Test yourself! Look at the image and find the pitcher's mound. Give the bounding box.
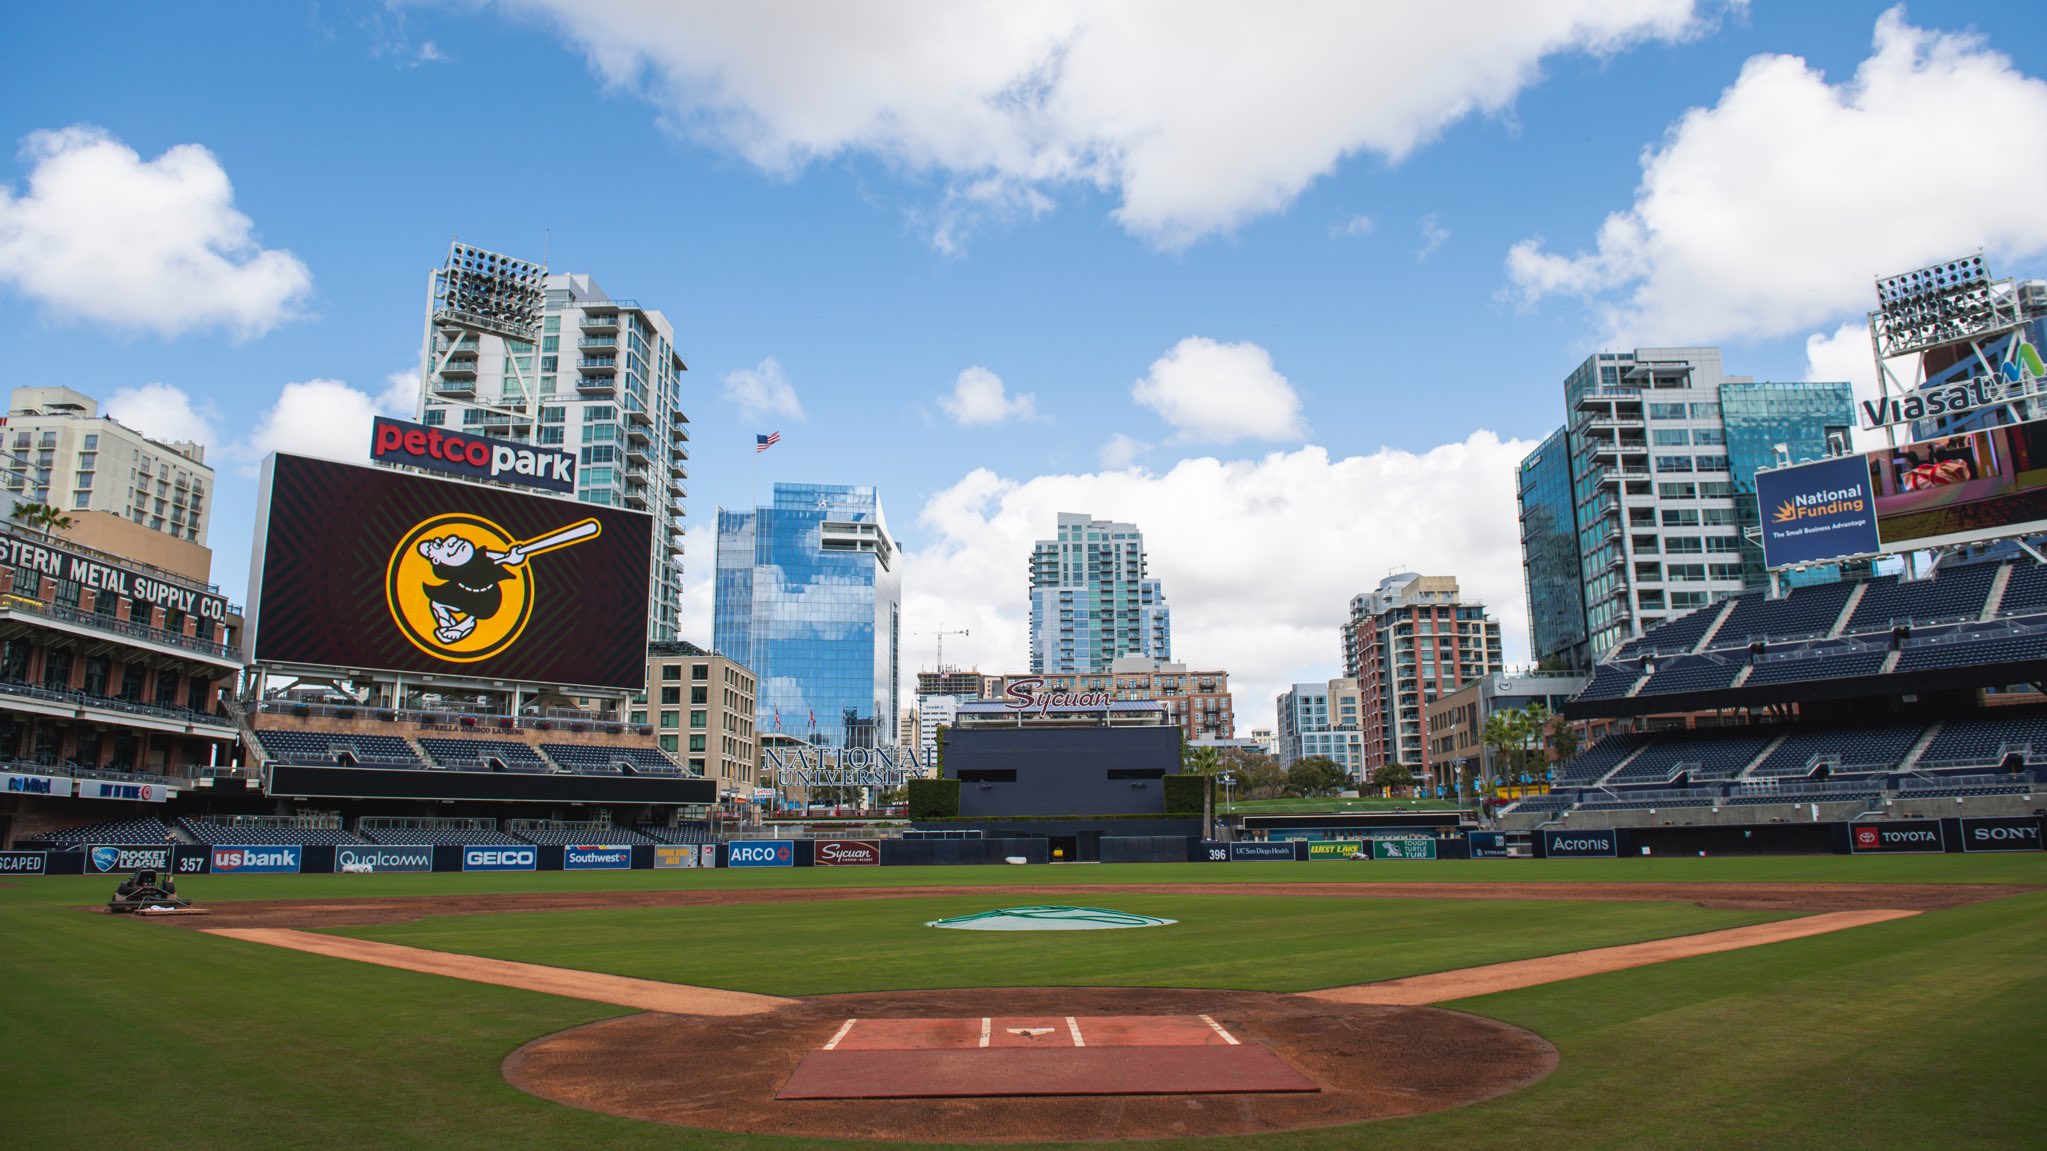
[504,987,1556,1143]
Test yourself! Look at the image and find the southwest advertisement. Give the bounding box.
[1759,415,2047,568]
[247,454,653,690]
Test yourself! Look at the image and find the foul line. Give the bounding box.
[1303,908,1920,1006]
[823,1019,857,1051]
[1198,1014,1240,1045]
[1066,1016,1084,1047]
[979,1017,991,1048]
[204,928,795,1017]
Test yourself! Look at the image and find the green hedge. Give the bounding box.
[1163,772,1208,817]
[906,777,961,820]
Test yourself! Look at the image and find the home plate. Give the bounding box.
[778,1015,1319,1099]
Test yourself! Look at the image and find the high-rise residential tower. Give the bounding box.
[1027,512,1170,674]
[1341,572,1504,786]
[713,482,900,749]
[417,245,690,641]
[4,386,214,554]
[1515,347,1855,668]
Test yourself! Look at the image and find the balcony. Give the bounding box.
[575,376,617,396]
[0,595,240,666]
[0,678,238,734]
[1594,465,1652,487]
[579,312,619,334]
[577,336,619,352]
[437,357,478,378]
[577,356,618,377]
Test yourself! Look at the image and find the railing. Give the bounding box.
[0,526,226,597]
[0,678,236,728]
[0,757,185,789]
[1,594,239,659]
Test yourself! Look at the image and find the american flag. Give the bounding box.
[756,431,780,452]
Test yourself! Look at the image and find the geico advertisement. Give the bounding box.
[462,846,537,871]
[250,454,653,689]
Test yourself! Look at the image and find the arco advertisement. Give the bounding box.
[726,840,795,868]
[248,454,653,690]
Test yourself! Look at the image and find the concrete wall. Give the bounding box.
[947,726,1181,817]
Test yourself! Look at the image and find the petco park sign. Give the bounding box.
[370,415,574,494]
[765,745,926,790]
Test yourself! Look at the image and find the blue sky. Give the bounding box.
[4,1,2045,719]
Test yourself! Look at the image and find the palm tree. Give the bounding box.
[8,500,73,538]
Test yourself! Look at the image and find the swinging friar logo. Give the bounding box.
[386,513,600,662]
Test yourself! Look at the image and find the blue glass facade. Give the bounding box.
[1720,381,1855,587]
[1515,425,1589,669]
[713,483,900,749]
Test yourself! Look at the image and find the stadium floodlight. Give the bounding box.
[1869,252,2020,359]
[431,242,545,343]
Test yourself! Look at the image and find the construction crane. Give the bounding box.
[914,624,970,671]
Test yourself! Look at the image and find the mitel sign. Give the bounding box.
[463,846,537,871]
[211,845,303,874]
[726,840,794,868]
[370,415,575,494]
[1849,821,1944,854]
[564,845,633,871]
[814,840,880,867]
[3,772,68,797]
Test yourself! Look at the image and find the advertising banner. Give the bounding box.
[2,772,70,798]
[1849,821,1944,854]
[1467,831,1508,858]
[813,840,881,867]
[652,844,701,869]
[1371,837,1438,860]
[1542,829,1618,858]
[1756,455,1880,569]
[1958,816,2042,852]
[87,845,172,873]
[726,840,795,868]
[210,845,304,875]
[0,850,48,876]
[370,415,576,495]
[1305,840,1364,860]
[1230,841,1299,862]
[172,845,210,875]
[461,845,537,871]
[334,845,434,873]
[1196,841,1230,862]
[0,529,230,624]
[1759,415,2047,567]
[76,779,170,803]
[249,454,653,690]
[563,844,633,870]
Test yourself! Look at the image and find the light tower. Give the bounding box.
[417,241,547,437]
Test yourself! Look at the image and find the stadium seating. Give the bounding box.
[1554,732,1647,785]
[639,823,719,844]
[509,824,659,846]
[416,737,551,772]
[1917,709,2047,767]
[538,743,684,775]
[1892,776,2034,799]
[1614,603,1721,658]
[251,728,425,768]
[1720,790,1879,808]
[1575,663,1643,701]
[1743,648,1888,687]
[1606,728,1777,785]
[1996,562,2047,617]
[357,825,523,845]
[1895,631,2047,673]
[177,818,362,845]
[1575,795,1718,811]
[24,816,168,845]
[1847,564,1999,632]
[1636,657,1743,696]
[1712,581,1855,647]
[1747,722,1927,777]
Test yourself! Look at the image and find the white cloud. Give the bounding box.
[1131,336,1304,443]
[722,355,805,421]
[1416,213,1450,261]
[938,365,1037,426]
[495,0,1706,248]
[103,382,221,447]
[1805,321,1886,451]
[1097,433,1149,469]
[237,373,420,473]
[1329,214,1374,240]
[900,432,1539,723]
[1506,8,2047,344]
[0,126,312,338]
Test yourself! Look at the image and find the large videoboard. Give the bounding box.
[248,454,652,690]
[1758,416,2047,568]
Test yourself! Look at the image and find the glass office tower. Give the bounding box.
[714,483,901,748]
[1515,425,1589,671]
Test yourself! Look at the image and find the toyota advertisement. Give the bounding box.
[1759,415,2047,568]
[248,453,653,690]
[1849,821,1945,854]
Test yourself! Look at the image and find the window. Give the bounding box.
[1706,536,1743,553]
[1655,456,1692,473]
[1652,429,1691,446]
[72,492,90,509]
[1701,507,1738,526]
[660,686,680,705]
[630,710,647,725]
[691,664,709,680]
[83,434,98,450]
[659,735,678,752]
[1666,536,1704,554]
[1689,403,1720,419]
[661,665,680,680]
[689,709,707,729]
[1708,562,1744,580]
[1658,482,1696,499]
[1672,591,1709,608]
[1661,508,1701,526]
[660,710,680,727]
[1668,563,1707,582]
[1691,427,1725,445]
[1649,403,1689,419]
[688,734,706,752]
[1695,455,1730,472]
[1697,480,1734,498]
[690,686,707,704]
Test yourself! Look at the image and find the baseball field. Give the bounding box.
[3,856,2044,1149]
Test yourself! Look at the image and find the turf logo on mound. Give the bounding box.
[924,905,1176,931]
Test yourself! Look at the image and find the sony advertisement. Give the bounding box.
[247,454,653,690]
[1758,415,2047,568]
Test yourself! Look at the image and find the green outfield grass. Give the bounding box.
[2,855,2043,1150]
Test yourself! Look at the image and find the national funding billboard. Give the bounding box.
[247,454,653,691]
[1758,415,2047,569]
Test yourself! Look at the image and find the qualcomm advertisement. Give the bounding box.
[334,845,434,873]
[462,845,537,872]
[210,845,303,875]
[726,840,795,868]
[1757,454,1879,568]
[563,845,633,871]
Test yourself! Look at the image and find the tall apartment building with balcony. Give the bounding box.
[1275,678,1363,777]
[1342,573,1503,786]
[418,269,690,641]
[1028,513,1170,674]
[1517,348,1854,668]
